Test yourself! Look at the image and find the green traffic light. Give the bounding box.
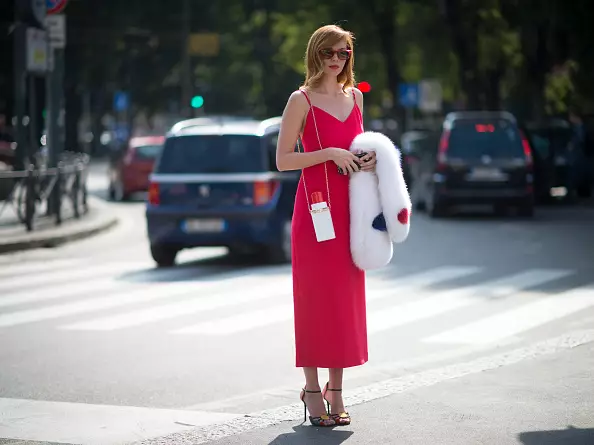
[191,95,204,108]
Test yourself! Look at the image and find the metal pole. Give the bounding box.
[13,22,27,171]
[181,0,192,118]
[51,48,65,215]
[28,74,38,165]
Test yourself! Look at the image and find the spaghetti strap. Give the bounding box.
[299,88,312,106]
[351,87,356,102]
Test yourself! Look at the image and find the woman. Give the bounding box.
[276,24,376,427]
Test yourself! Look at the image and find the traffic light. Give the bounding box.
[191,95,204,109]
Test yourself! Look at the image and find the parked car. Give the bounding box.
[522,119,574,203]
[108,136,164,201]
[408,111,535,217]
[399,130,440,203]
[145,117,300,267]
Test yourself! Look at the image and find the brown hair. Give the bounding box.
[301,25,356,92]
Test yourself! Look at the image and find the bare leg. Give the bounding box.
[302,367,327,417]
[327,368,346,413]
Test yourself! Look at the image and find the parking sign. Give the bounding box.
[398,83,419,108]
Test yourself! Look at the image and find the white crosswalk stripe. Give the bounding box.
[0,261,147,293]
[0,257,592,348]
[367,269,574,334]
[423,285,594,345]
[170,266,479,336]
[59,278,293,331]
[0,272,269,328]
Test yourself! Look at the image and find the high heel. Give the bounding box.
[322,382,351,426]
[300,387,335,427]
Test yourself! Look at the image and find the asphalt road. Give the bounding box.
[1,160,593,444]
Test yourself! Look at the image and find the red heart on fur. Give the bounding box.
[397,208,409,224]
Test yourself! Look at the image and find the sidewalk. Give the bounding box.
[135,333,594,445]
[0,196,118,254]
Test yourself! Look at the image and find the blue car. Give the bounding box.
[145,117,299,267]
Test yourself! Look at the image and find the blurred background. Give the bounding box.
[1,0,593,158]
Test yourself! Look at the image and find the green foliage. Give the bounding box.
[65,0,594,121]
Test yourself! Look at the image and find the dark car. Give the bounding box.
[408,111,535,217]
[145,117,300,267]
[399,130,440,203]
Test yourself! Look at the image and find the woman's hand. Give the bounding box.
[359,151,377,172]
[326,148,361,175]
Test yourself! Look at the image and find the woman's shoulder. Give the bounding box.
[350,86,363,101]
[286,89,310,109]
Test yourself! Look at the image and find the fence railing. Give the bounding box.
[0,151,89,232]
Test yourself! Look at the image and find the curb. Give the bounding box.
[0,197,119,254]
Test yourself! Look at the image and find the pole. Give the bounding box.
[181,0,191,118]
[13,22,27,171]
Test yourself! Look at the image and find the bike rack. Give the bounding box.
[0,152,90,232]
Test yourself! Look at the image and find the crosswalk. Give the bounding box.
[1,257,593,346]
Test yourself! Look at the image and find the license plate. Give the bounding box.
[467,168,505,181]
[182,218,225,233]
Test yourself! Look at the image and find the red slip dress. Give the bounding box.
[291,88,368,369]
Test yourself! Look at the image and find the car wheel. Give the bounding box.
[150,244,178,267]
[267,218,292,264]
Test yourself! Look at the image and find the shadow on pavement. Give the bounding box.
[518,426,594,445]
[116,252,290,284]
[267,425,354,444]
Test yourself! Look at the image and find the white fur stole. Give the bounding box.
[349,131,412,270]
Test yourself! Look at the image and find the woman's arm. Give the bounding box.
[275,92,331,172]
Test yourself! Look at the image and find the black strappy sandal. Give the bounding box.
[300,387,335,427]
[322,382,351,426]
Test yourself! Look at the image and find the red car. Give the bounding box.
[108,136,164,201]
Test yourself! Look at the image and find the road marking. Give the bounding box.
[0,259,78,277]
[0,279,141,308]
[424,285,594,345]
[367,269,573,334]
[0,273,273,328]
[172,304,293,335]
[0,397,240,445]
[132,329,594,445]
[169,266,480,336]
[59,279,293,331]
[0,261,147,293]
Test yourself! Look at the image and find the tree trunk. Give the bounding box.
[368,0,404,126]
[442,0,481,109]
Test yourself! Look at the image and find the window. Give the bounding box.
[447,119,524,159]
[156,134,265,174]
[134,144,162,160]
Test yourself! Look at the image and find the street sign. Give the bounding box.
[419,79,443,112]
[45,14,66,48]
[398,83,419,108]
[113,91,130,112]
[26,28,48,73]
[47,0,68,15]
[188,33,220,56]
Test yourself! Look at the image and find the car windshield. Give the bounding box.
[134,144,162,160]
[156,134,265,174]
[447,119,524,159]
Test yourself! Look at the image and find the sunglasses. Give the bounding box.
[319,48,352,60]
